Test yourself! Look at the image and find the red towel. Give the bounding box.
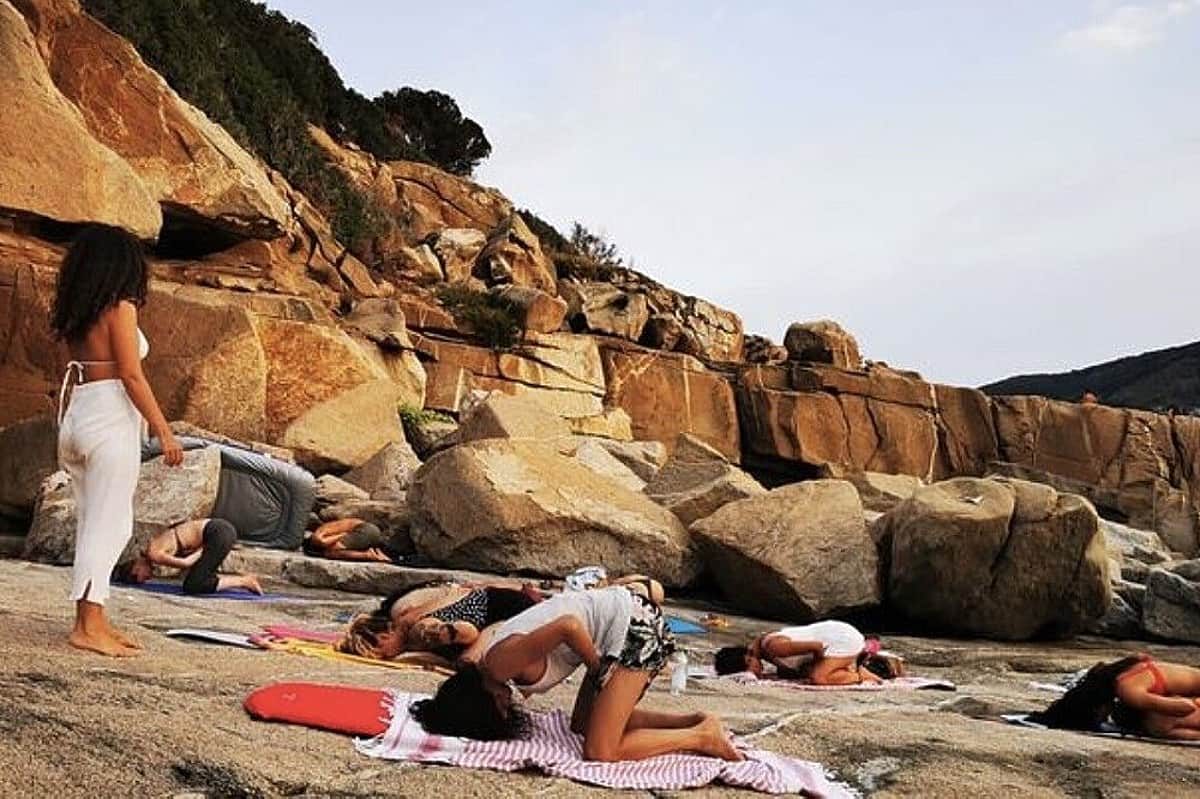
[244,682,390,737]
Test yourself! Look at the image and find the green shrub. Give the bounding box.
[437,284,524,351]
[82,0,490,251]
[399,404,454,428]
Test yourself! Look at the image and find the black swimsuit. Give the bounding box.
[429,587,537,628]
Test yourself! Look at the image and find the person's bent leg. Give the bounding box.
[582,667,741,762]
[182,519,236,594]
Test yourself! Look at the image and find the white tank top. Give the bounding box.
[485,586,634,696]
[771,621,865,671]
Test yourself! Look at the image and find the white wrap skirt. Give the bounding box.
[57,379,142,605]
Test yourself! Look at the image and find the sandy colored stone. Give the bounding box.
[476,213,556,293]
[566,408,633,441]
[16,0,289,238]
[342,441,421,501]
[0,414,56,515]
[456,391,571,443]
[587,438,668,482]
[389,159,512,241]
[885,477,1112,640]
[23,446,221,566]
[691,480,880,621]
[430,228,487,283]
[1142,568,1200,643]
[933,383,998,478]
[784,320,862,369]
[409,439,699,586]
[0,0,159,236]
[566,437,646,493]
[561,281,650,342]
[601,342,740,462]
[644,434,765,526]
[846,471,923,513]
[490,285,567,334]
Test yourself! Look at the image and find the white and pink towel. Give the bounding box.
[726,673,956,692]
[355,690,854,797]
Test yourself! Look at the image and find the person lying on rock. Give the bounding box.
[302,518,397,563]
[1032,654,1200,741]
[120,518,262,595]
[714,620,902,685]
[410,582,743,762]
[336,578,545,661]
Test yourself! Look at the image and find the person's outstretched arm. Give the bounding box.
[485,615,600,683]
[108,301,181,465]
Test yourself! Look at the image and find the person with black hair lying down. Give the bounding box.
[713,620,903,685]
[410,583,743,762]
[120,518,262,595]
[1033,654,1200,740]
[303,517,398,564]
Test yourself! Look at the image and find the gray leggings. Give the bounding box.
[182,519,236,594]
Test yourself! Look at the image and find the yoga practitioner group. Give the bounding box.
[49,223,1200,762]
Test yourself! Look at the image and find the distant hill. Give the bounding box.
[981,341,1200,413]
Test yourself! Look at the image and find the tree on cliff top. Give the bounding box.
[82,0,493,222]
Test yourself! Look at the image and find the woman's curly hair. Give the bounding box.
[335,612,392,659]
[51,224,149,342]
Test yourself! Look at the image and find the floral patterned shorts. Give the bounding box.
[592,588,676,689]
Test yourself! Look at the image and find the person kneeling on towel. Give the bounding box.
[714,620,903,685]
[120,518,262,595]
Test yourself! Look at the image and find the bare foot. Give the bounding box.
[240,575,263,595]
[697,715,744,761]
[107,626,143,649]
[69,629,139,658]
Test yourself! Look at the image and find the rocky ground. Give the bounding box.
[2,558,1199,799]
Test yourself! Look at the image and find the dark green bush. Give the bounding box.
[437,284,523,351]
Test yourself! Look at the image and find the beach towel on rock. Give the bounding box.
[355,690,853,796]
[695,668,954,691]
[1002,714,1200,747]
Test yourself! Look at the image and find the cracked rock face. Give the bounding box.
[407,438,700,586]
[880,476,1113,640]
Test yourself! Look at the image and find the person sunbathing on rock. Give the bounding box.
[410,582,743,762]
[120,518,262,595]
[336,579,544,660]
[1033,654,1200,741]
[713,620,901,685]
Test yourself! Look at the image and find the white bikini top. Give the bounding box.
[57,328,149,425]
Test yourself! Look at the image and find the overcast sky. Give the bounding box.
[266,0,1199,386]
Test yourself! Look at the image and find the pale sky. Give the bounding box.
[267,1,1199,386]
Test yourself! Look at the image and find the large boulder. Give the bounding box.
[390,159,512,241]
[690,480,880,621]
[1142,566,1200,644]
[0,0,159,236]
[601,342,741,461]
[644,434,765,526]
[783,320,862,369]
[587,438,668,482]
[562,282,650,342]
[844,471,923,513]
[883,477,1112,640]
[490,285,567,334]
[476,213,556,293]
[23,446,221,566]
[456,391,571,443]
[15,0,289,238]
[343,441,422,501]
[0,415,56,516]
[408,439,700,586]
[566,438,646,493]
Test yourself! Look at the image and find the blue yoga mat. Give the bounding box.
[116,581,297,602]
[666,616,706,635]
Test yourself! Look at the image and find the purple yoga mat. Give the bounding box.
[116,581,297,602]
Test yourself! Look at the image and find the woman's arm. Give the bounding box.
[485,615,600,683]
[310,518,362,548]
[148,548,202,571]
[109,302,181,466]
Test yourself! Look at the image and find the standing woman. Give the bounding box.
[51,224,182,657]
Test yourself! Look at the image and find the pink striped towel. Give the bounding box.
[728,673,955,692]
[355,691,853,796]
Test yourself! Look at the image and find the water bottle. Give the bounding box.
[669,651,688,695]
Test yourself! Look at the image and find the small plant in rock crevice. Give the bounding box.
[436,284,524,351]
